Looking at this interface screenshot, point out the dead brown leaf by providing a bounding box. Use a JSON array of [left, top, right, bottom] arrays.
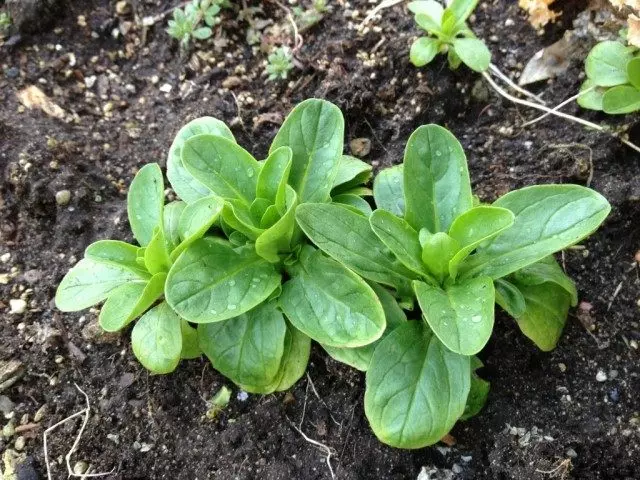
[[519, 0, 560, 28], [16, 85, 66, 120]]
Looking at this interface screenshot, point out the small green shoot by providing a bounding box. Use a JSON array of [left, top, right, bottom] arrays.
[[266, 46, 294, 81], [206, 386, 232, 420], [167, 0, 228, 51]]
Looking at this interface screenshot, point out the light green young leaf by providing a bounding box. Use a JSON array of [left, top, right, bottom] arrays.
[[421, 232, 460, 282], [269, 99, 344, 203], [166, 238, 281, 323], [369, 209, 428, 277], [448, 206, 515, 278], [255, 186, 298, 263], [131, 302, 182, 374], [280, 247, 386, 347], [414, 276, 494, 355], [256, 146, 292, 208], [461, 185, 611, 280], [182, 134, 259, 206], [180, 320, 201, 359], [99, 272, 166, 332], [167, 117, 235, 204], [602, 85, 640, 114], [260, 204, 282, 229], [365, 321, 470, 448], [322, 283, 407, 371], [250, 198, 272, 223], [296, 203, 417, 290], [446, 0, 479, 26], [512, 256, 577, 305], [628, 57, 640, 90], [448, 47, 462, 69], [408, 1, 444, 24], [84, 240, 147, 275], [332, 194, 373, 216], [170, 195, 224, 260], [577, 79, 605, 111], [494, 278, 526, 318], [56, 258, 149, 312], [460, 356, 489, 421], [403, 125, 472, 233], [585, 41, 632, 87], [373, 165, 405, 216], [331, 155, 373, 193], [452, 38, 491, 72], [127, 163, 164, 247], [163, 201, 186, 252], [410, 37, 440, 67], [144, 227, 171, 275], [198, 302, 287, 387]]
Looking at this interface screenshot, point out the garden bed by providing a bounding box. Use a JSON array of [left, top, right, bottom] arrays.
[[0, 1, 638, 478]]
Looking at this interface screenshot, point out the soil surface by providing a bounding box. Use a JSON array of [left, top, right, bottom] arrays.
[[1, 1, 639, 479]]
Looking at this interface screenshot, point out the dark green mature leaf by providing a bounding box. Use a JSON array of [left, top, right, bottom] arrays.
[[56, 258, 149, 311], [280, 247, 386, 347], [365, 321, 470, 448], [415, 276, 494, 355], [628, 57, 640, 90], [322, 283, 407, 371], [296, 203, 417, 290], [199, 302, 287, 388], [332, 193, 373, 216], [257, 146, 292, 209], [410, 37, 440, 67], [163, 201, 186, 252], [84, 240, 148, 276], [585, 41, 632, 87], [255, 186, 298, 262], [180, 319, 201, 359], [331, 155, 373, 194], [461, 357, 489, 420], [170, 195, 224, 260], [99, 272, 166, 332], [512, 256, 577, 305], [269, 99, 344, 203], [127, 163, 164, 247], [494, 278, 526, 318], [166, 238, 281, 323], [461, 185, 610, 280], [182, 134, 260, 206], [602, 85, 640, 114], [373, 165, 404, 216], [403, 125, 472, 233], [453, 38, 490, 72], [131, 302, 182, 374], [167, 117, 235, 204]]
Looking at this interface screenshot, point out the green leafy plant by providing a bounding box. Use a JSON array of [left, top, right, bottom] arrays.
[[296, 125, 611, 448], [167, 0, 228, 50], [0, 12, 11, 37], [578, 40, 640, 114], [56, 99, 386, 395], [266, 46, 294, 81], [408, 0, 491, 72]]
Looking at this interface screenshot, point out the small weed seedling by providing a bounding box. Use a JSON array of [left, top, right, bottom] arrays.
[[578, 40, 640, 114], [296, 125, 610, 448], [266, 46, 294, 81], [408, 0, 491, 72], [167, 0, 229, 51], [0, 12, 11, 37], [56, 100, 381, 395]]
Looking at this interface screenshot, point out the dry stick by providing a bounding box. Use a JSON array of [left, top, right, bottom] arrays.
[[360, 0, 405, 27], [521, 87, 595, 127], [306, 373, 340, 427], [270, 0, 304, 52], [489, 64, 546, 105], [482, 71, 640, 154]]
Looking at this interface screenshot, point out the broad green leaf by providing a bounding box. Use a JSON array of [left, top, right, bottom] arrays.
[[127, 163, 164, 247], [414, 13, 444, 36], [144, 227, 171, 275], [628, 57, 640, 90], [461, 356, 489, 420], [369, 209, 428, 277], [84, 240, 147, 275], [182, 134, 259, 206], [131, 302, 182, 374], [602, 85, 640, 114], [332, 193, 373, 216], [256, 146, 292, 208], [336, 186, 373, 197], [403, 125, 472, 233], [221, 200, 264, 240], [585, 41, 632, 87], [513, 282, 571, 351], [296, 203, 417, 290], [166, 238, 280, 323], [99, 272, 166, 332], [494, 278, 526, 318], [255, 186, 298, 263], [198, 302, 287, 387], [461, 185, 611, 280], [577, 79, 605, 111], [410, 37, 440, 67], [408, 1, 444, 24], [269, 99, 344, 203], [331, 155, 373, 193], [163, 201, 186, 252], [453, 38, 491, 72], [414, 276, 494, 355], [180, 320, 201, 359], [55, 258, 148, 311], [512, 256, 577, 305], [373, 165, 405, 216], [448, 206, 515, 278], [322, 283, 407, 371], [365, 321, 470, 448], [421, 232, 460, 282], [170, 195, 224, 260], [167, 117, 235, 204], [280, 247, 386, 347]]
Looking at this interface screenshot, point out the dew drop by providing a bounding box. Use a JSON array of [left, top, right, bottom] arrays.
[[229, 280, 236, 286], [471, 315, 482, 323], [246, 168, 255, 178], [435, 150, 442, 157], [228, 304, 237, 310], [210, 309, 217, 314]]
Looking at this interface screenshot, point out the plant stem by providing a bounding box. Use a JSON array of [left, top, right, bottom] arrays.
[[489, 64, 546, 105]]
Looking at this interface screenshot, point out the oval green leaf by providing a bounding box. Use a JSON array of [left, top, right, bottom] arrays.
[[373, 165, 405, 216], [131, 302, 182, 374], [127, 163, 164, 247], [585, 41, 632, 87], [602, 85, 640, 114], [452, 38, 491, 72], [410, 37, 440, 67]]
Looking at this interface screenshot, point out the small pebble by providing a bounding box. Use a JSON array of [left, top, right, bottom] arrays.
[[33, 404, 47, 423], [73, 461, 89, 474], [596, 370, 607, 382], [14, 435, 25, 451], [609, 387, 620, 403], [9, 299, 27, 314], [558, 363, 567, 372], [55, 190, 71, 206], [237, 391, 249, 402], [1, 252, 11, 263], [159, 83, 172, 93], [566, 448, 578, 458]]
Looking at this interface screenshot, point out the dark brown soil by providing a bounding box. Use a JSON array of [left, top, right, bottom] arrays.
[[1, 1, 639, 479]]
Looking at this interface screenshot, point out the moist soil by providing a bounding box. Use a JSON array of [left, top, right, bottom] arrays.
[[0, 1, 639, 479]]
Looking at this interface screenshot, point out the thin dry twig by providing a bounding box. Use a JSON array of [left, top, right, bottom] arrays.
[[536, 458, 572, 478], [607, 280, 624, 312], [360, 0, 405, 27], [306, 373, 340, 427], [489, 64, 546, 105], [288, 419, 337, 480], [270, 0, 304, 52], [522, 87, 595, 127]]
